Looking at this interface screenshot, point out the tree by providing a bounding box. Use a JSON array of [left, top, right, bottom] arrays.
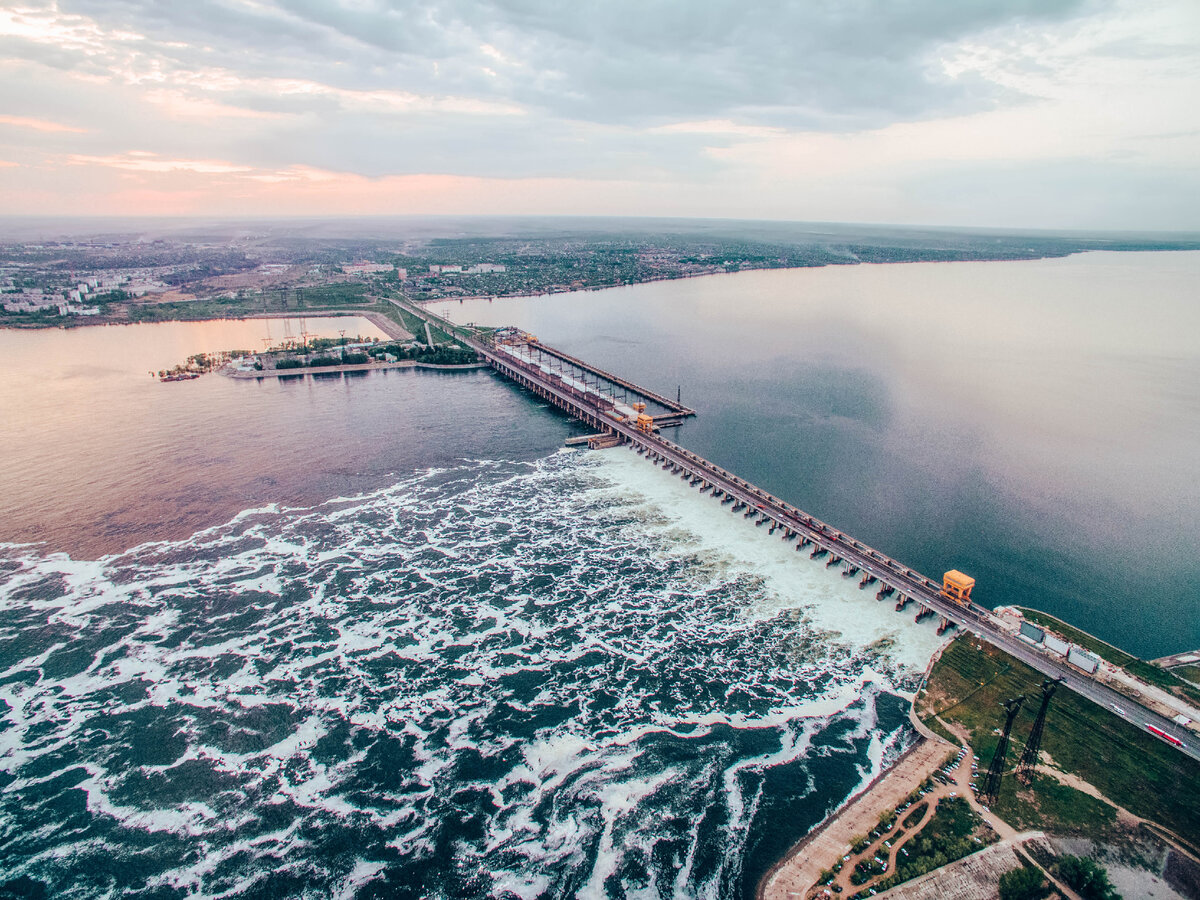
[[999, 865, 1048, 900], [1056, 855, 1121, 900]]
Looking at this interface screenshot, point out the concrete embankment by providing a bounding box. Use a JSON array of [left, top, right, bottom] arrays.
[[223, 359, 487, 379]]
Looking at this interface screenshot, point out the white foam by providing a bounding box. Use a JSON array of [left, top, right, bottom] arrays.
[[591, 446, 945, 671], [577, 768, 680, 900], [0, 448, 939, 896]]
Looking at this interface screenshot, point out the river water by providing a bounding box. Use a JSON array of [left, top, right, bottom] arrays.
[[0, 251, 1196, 898], [442, 251, 1200, 661]]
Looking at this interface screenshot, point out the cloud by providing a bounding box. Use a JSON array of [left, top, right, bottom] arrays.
[[0, 113, 86, 132], [0, 0, 1197, 228], [35, 0, 1100, 129], [66, 151, 253, 174]]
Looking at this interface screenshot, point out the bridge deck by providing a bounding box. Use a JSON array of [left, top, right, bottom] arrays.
[[522, 339, 695, 416]]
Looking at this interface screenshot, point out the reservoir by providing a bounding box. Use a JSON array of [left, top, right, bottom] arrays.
[[441, 250, 1200, 661]]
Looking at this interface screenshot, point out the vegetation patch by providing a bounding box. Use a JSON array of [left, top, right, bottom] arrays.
[[918, 635, 1200, 841], [129, 284, 377, 323], [902, 801, 929, 829], [1171, 664, 1200, 687], [998, 864, 1051, 900], [1055, 854, 1122, 900], [873, 797, 996, 891], [381, 299, 464, 347], [992, 773, 1118, 837]]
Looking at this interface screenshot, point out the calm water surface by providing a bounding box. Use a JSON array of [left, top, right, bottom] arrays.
[[442, 251, 1200, 659], [0, 316, 572, 557]]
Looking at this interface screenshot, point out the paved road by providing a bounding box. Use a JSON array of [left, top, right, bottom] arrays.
[[408, 305, 1200, 765]]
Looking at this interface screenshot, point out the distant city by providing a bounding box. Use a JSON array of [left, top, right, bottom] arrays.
[[4, 218, 1198, 328]]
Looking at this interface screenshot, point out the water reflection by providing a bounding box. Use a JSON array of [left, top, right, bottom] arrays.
[[443, 252, 1200, 657], [0, 316, 573, 559]]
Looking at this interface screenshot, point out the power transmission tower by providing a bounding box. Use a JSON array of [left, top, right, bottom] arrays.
[[1018, 679, 1060, 782], [982, 695, 1025, 805]]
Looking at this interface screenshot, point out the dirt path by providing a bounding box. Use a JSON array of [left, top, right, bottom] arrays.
[[759, 738, 952, 900], [819, 748, 977, 898], [810, 721, 1026, 899]]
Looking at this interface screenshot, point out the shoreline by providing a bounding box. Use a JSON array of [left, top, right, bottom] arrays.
[[0, 306, 414, 338], [0, 250, 1115, 333], [221, 358, 488, 379], [757, 640, 958, 900]]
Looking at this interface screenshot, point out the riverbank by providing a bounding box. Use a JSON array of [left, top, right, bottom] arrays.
[[757, 737, 953, 900], [222, 358, 488, 379], [758, 638, 964, 900], [759, 625, 1200, 900]]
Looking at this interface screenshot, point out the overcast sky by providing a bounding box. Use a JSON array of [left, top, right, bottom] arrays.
[[1, 0, 1197, 229]]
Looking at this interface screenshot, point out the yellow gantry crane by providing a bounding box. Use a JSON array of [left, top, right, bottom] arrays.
[[941, 570, 975, 606]]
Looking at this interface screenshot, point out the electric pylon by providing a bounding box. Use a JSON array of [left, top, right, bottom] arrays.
[[982, 694, 1025, 805], [1018, 679, 1060, 782]]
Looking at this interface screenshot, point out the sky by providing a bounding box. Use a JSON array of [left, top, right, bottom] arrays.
[[0, 0, 1198, 229]]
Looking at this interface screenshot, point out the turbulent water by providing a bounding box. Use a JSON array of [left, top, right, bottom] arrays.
[[0, 448, 937, 899]]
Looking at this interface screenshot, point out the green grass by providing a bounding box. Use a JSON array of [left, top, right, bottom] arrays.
[[291, 283, 370, 306], [386, 298, 467, 348], [993, 772, 1118, 837], [902, 802, 929, 829], [1017, 607, 1200, 708], [394, 305, 433, 338], [919, 635, 1200, 842], [1171, 664, 1200, 687]]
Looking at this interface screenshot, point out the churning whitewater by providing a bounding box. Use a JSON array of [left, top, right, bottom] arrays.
[[0, 448, 943, 899]]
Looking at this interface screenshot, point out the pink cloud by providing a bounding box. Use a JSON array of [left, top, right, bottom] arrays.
[[0, 114, 87, 133], [66, 151, 253, 175], [1, 158, 656, 217]]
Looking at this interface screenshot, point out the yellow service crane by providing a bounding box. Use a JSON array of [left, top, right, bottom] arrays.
[[940, 570, 975, 606]]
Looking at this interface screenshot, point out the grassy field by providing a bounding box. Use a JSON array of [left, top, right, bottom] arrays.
[[387, 297, 468, 347], [1173, 664, 1200, 687], [918, 635, 1200, 843], [1017, 607, 1200, 708], [386, 302, 436, 339]]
